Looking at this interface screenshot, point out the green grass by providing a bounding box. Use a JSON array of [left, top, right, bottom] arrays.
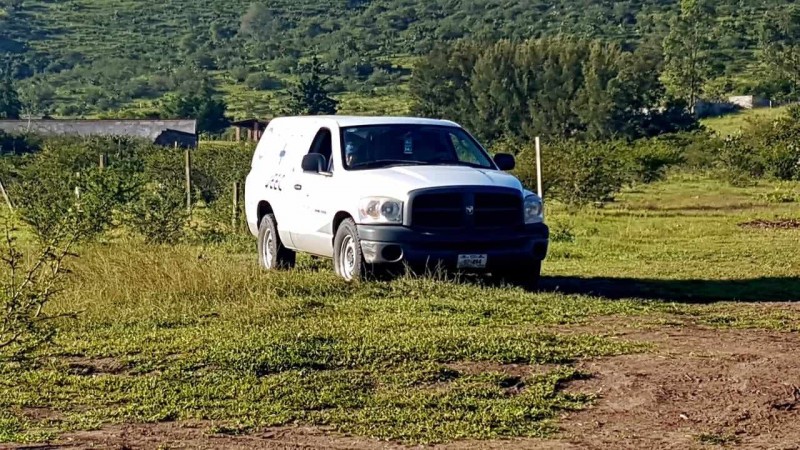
[[701, 106, 789, 136], [1, 176, 799, 444]]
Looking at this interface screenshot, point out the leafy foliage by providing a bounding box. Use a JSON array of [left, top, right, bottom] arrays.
[[0, 220, 77, 363], [129, 184, 188, 245], [715, 109, 800, 185], [161, 93, 229, 135], [412, 38, 698, 143], [759, 4, 800, 100], [0, 68, 20, 119], [286, 57, 338, 115], [10, 140, 141, 242], [661, 0, 717, 110]]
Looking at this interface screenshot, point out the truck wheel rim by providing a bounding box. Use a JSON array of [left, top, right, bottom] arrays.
[[263, 228, 273, 268], [340, 235, 356, 280]]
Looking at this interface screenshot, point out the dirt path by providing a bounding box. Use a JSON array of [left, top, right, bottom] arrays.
[[7, 322, 800, 450], [559, 323, 800, 449]]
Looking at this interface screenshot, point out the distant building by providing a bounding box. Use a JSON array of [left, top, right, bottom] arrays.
[[728, 95, 771, 109], [0, 119, 198, 148], [694, 100, 737, 118], [230, 118, 269, 142]]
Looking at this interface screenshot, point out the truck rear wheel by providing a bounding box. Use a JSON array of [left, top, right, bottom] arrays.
[[334, 218, 366, 281], [258, 213, 296, 270]]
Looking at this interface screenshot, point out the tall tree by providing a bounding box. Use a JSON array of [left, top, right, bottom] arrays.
[[409, 41, 479, 121], [286, 57, 338, 115], [759, 5, 800, 100], [0, 68, 21, 119], [661, 0, 716, 111], [161, 94, 229, 135]]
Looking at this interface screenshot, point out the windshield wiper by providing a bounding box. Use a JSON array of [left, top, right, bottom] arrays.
[[425, 159, 488, 168]]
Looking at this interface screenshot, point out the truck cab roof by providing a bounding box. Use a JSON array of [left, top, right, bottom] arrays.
[[269, 116, 461, 129]]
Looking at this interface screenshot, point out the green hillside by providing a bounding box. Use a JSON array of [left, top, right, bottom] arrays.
[[0, 0, 795, 120]]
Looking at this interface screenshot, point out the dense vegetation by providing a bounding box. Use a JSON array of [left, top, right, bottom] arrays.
[[1, 0, 799, 121]]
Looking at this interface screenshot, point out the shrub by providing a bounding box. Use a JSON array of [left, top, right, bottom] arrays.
[[1, 221, 77, 362], [715, 136, 764, 186], [513, 139, 627, 206], [129, 184, 188, 245], [715, 111, 800, 185], [244, 72, 282, 91], [627, 138, 685, 184], [192, 143, 252, 205], [759, 185, 800, 203], [230, 66, 250, 83], [10, 138, 143, 241]]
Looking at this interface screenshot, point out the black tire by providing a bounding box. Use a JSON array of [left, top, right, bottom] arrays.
[[499, 260, 542, 291], [257, 213, 296, 270], [333, 218, 367, 281]]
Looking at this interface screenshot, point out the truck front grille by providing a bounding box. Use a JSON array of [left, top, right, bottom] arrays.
[[410, 189, 523, 230]]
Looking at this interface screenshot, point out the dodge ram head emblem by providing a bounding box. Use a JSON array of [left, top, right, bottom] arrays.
[[465, 205, 474, 215]]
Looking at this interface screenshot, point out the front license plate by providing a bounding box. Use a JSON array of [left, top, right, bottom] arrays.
[[457, 254, 488, 269]]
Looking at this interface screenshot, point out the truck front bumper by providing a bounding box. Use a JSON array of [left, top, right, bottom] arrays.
[[357, 223, 549, 270]]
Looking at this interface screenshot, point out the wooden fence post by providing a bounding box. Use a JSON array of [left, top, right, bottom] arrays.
[[184, 146, 192, 212], [75, 172, 81, 200], [99, 154, 106, 170], [535, 136, 543, 198], [232, 181, 239, 229]]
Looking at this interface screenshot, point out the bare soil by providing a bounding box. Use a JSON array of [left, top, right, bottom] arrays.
[[7, 321, 800, 450], [559, 322, 800, 450]]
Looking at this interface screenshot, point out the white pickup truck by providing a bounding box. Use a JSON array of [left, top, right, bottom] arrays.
[[245, 116, 548, 286]]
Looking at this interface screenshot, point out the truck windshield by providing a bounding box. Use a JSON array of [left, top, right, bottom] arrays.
[[341, 125, 496, 170]]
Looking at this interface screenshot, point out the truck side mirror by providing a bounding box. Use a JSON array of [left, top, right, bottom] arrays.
[[301, 153, 327, 173], [494, 153, 516, 171]]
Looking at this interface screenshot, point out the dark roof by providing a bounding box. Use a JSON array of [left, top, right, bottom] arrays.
[[230, 118, 269, 128], [0, 119, 197, 141]]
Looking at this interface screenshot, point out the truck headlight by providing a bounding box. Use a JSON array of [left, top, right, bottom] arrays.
[[359, 197, 403, 224], [524, 195, 543, 224]]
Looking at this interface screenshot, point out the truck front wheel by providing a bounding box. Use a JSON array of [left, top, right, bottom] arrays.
[[498, 260, 542, 290], [334, 218, 366, 281], [258, 213, 296, 270]]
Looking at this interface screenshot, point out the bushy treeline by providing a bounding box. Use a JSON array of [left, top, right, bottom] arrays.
[[411, 38, 697, 143], [0, 136, 254, 244], [716, 107, 800, 186]]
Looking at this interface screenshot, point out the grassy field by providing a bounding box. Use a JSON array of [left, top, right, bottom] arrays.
[[701, 106, 789, 136], [1, 176, 799, 447]]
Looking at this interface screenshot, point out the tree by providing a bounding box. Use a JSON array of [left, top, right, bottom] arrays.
[[409, 41, 479, 121], [18, 81, 55, 119], [162, 94, 229, 135], [759, 5, 800, 100], [410, 37, 697, 143], [240, 2, 286, 41], [661, 0, 717, 112], [285, 57, 338, 115], [0, 68, 21, 119]]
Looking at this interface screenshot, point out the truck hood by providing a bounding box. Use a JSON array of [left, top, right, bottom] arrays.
[[346, 165, 524, 199]]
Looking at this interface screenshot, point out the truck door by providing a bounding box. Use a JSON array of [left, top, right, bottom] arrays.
[[290, 126, 339, 257]]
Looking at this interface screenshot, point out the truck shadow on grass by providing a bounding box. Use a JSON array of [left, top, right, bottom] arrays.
[[538, 276, 800, 303]]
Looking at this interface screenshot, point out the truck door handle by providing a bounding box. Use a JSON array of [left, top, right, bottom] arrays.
[[294, 184, 302, 190]]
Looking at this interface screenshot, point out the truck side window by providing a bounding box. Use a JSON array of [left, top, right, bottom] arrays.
[[308, 128, 334, 172]]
